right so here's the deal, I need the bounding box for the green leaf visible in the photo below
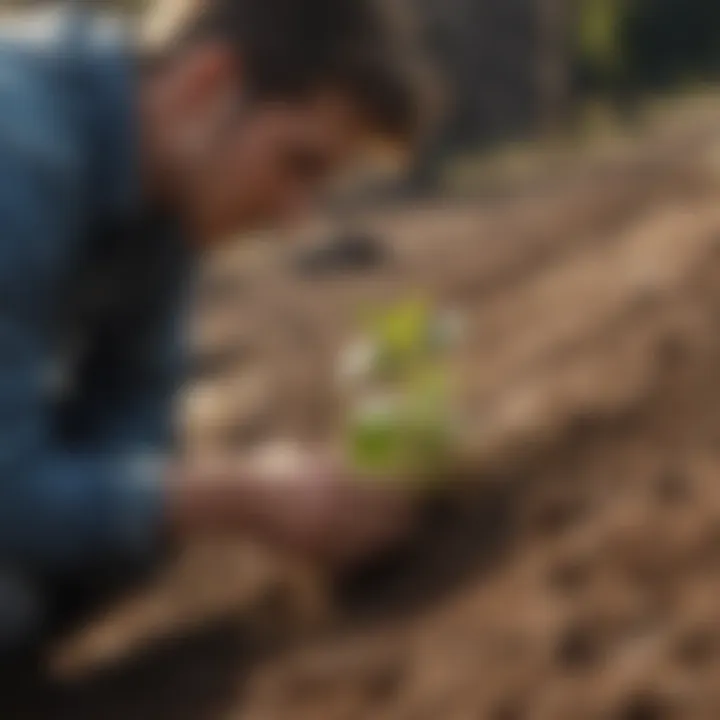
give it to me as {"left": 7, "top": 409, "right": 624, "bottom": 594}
{"left": 344, "top": 298, "right": 459, "bottom": 486}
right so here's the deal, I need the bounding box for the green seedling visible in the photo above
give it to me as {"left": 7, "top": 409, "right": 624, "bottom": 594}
{"left": 341, "top": 299, "right": 464, "bottom": 486}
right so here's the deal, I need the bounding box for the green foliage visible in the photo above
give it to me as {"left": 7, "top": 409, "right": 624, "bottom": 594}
{"left": 578, "top": 0, "right": 624, "bottom": 74}
{"left": 362, "top": 298, "right": 432, "bottom": 380}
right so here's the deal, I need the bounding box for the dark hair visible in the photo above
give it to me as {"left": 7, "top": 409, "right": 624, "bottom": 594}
{"left": 178, "top": 0, "right": 436, "bottom": 146}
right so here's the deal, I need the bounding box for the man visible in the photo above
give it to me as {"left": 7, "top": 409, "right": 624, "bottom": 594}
{"left": 0, "top": 0, "right": 429, "bottom": 656}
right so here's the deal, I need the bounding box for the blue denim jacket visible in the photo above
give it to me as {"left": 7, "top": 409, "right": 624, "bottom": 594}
{"left": 0, "top": 10, "right": 192, "bottom": 578}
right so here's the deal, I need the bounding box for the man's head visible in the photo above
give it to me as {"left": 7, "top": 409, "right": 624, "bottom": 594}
{"left": 144, "top": 0, "right": 432, "bottom": 242}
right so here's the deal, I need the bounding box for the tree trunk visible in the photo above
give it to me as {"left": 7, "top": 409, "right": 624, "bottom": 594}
{"left": 537, "top": 0, "right": 573, "bottom": 135}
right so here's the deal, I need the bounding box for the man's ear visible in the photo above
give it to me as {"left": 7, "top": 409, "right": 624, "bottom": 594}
{"left": 179, "top": 41, "right": 241, "bottom": 112}
{"left": 165, "top": 42, "right": 244, "bottom": 164}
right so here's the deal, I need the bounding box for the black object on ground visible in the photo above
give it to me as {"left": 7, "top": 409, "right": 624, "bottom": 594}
{"left": 292, "top": 230, "right": 391, "bottom": 277}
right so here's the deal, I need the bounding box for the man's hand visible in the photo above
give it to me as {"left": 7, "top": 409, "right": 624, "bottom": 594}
{"left": 168, "top": 444, "right": 415, "bottom": 567}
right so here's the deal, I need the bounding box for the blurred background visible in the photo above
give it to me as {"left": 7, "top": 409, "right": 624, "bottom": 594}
{"left": 7, "top": 1, "right": 720, "bottom": 718}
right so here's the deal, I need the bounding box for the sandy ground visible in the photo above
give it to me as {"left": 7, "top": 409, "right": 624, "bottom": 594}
{"left": 8, "top": 101, "right": 720, "bottom": 719}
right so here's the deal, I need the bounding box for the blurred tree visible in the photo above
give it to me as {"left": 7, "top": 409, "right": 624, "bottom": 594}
{"left": 573, "top": 0, "right": 720, "bottom": 119}
{"left": 624, "top": 0, "right": 720, "bottom": 89}
{"left": 537, "top": 0, "right": 573, "bottom": 135}
{"left": 578, "top": 0, "right": 624, "bottom": 77}
{"left": 575, "top": 0, "right": 638, "bottom": 119}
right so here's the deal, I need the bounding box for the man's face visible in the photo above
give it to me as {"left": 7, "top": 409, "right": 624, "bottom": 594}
{"left": 198, "top": 94, "right": 369, "bottom": 240}
{"left": 162, "top": 44, "right": 372, "bottom": 242}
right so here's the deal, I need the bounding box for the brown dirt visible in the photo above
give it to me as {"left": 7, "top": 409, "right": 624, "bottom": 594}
{"left": 10, "top": 105, "right": 720, "bottom": 719}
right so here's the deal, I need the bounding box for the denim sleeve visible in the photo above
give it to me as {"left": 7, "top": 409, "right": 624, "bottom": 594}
{"left": 0, "top": 121, "right": 167, "bottom": 574}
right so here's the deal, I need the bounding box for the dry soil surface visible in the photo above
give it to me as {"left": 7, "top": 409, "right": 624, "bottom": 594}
{"left": 10, "top": 104, "right": 720, "bottom": 719}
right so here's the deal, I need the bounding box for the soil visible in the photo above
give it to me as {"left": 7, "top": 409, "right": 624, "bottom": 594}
{"left": 8, "top": 102, "right": 720, "bottom": 719}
